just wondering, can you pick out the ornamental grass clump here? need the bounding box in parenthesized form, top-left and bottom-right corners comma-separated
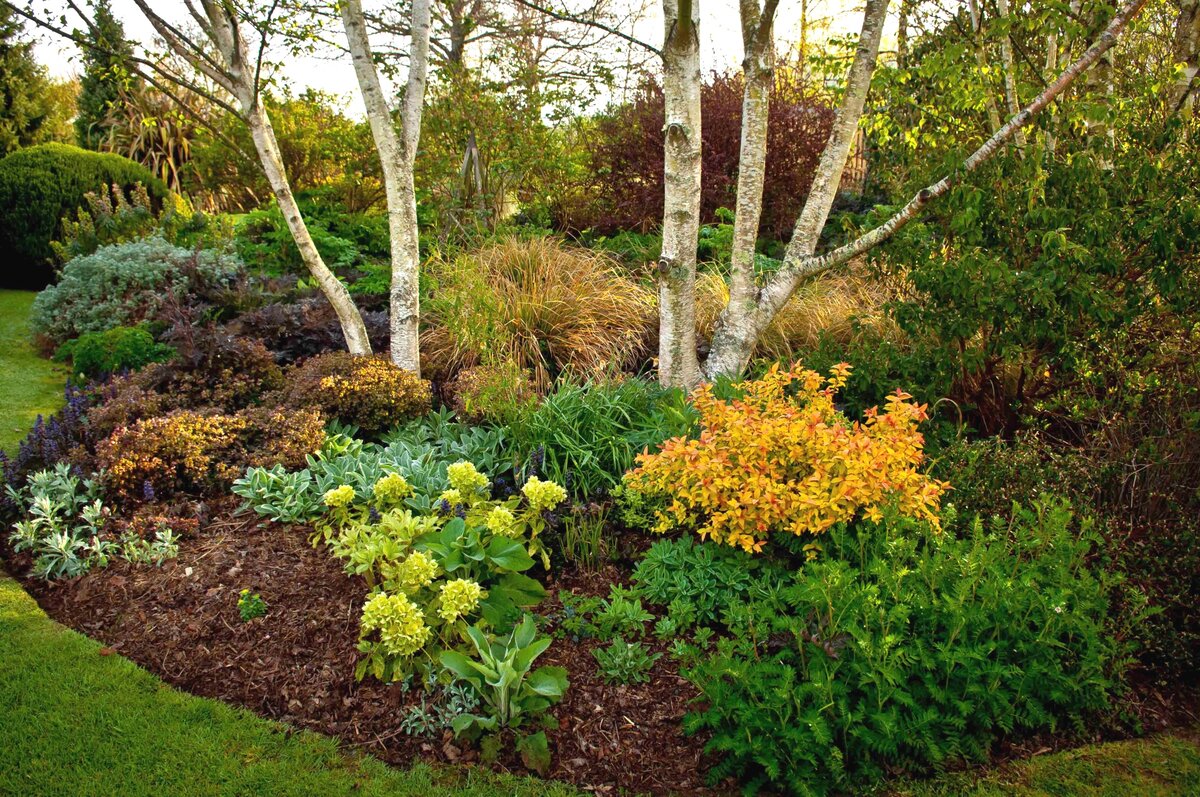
(622, 361, 946, 552)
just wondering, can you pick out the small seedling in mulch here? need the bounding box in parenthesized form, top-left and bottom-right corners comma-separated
(237, 589, 267, 622)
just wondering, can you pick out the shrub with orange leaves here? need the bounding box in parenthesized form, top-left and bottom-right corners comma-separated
(621, 362, 947, 552)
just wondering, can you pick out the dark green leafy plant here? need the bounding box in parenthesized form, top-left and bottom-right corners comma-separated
(237, 589, 267, 622)
(0, 142, 168, 288)
(509, 377, 695, 499)
(593, 639, 660, 685)
(593, 589, 654, 640)
(439, 615, 569, 774)
(682, 500, 1137, 795)
(631, 536, 781, 627)
(54, 325, 175, 378)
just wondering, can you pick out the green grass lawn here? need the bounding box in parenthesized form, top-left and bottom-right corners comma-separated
(0, 289, 1196, 796)
(0, 290, 67, 454)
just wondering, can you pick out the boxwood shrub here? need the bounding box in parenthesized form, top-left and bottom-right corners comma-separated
(0, 143, 168, 288)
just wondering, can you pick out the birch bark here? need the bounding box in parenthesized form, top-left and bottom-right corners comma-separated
(657, 0, 703, 388)
(703, 0, 1150, 378)
(341, 0, 432, 371)
(704, 0, 778, 380)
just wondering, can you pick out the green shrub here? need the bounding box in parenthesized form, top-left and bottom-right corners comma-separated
(681, 501, 1135, 795)
(53, 325, 174, 378)
(0, 143, 168, 288)
(447, 363, 537, 426)
(508, 376, 695, 499)
(30, 237, 244, 347)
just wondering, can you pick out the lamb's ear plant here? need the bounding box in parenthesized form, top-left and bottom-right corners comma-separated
(438, 615, 569, 775)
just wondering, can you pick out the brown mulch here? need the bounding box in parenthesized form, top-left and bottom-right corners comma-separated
(9, 498, 724, 796)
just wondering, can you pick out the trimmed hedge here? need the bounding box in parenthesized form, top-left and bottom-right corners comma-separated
(0, 144, 168, 289)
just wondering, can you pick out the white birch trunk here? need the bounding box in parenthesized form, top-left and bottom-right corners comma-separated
(136, 1, 374, 356)
(705, 0, 888, 378)
(1169, 0, 1200, 114)
(996, 0, 1028, 151)
(703, 0, 1149, 379)
(657, 0, 703, 389)
(968, 0, 1004, 135)
(341, 0, 432, 372)
(704, 0, 776, 380)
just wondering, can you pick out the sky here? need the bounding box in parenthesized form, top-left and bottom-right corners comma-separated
(30, 0, 891, 118)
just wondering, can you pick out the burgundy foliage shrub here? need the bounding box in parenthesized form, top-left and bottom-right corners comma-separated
(565, 69, 834, 238)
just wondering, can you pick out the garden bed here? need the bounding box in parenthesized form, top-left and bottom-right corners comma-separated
(8, 498, 716, 796)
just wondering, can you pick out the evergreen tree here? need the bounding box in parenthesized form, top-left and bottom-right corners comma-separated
(74, 0, 134, 149)
(0, 6, 52, 155)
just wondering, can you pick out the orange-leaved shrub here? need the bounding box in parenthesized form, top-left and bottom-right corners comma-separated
(621, 362, 947, 552)
(97, 407, 326, 501)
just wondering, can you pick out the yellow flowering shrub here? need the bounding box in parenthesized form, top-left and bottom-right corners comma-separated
(522, 476, 568, 513)
(98, 411, 248, 501)
(359, 592, 432, 659)
(372, 473, 413, 508)
(387, 550, 440, 595)
(98, 406, 325, 503)
(446, 461, 489, 496)
(438, 578, 486, 622)
(284, 352, 432, 434)
(323, 485, 356, 508)
(622, 362, 947, 553)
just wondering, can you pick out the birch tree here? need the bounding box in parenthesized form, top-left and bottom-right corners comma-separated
(9, 0, 375, 355)
(701, 0, 1151, 379)
(340, 0, 431, 371)
(128, 1, 374, 355)
(1169, 0, 1200, 113)
(656, 0, 702, 388)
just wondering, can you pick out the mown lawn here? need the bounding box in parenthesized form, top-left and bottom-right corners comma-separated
(0, 290, 66, 454)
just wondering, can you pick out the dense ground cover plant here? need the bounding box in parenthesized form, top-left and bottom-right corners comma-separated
(226, 297, 390, 364)
(681, 501, 1136, 794)
(421, 237, 654, 388)
(509, 376, 694, 500)
(97, 408, 325, 502)
(279, 352, 431, 436)
(0, 143, 168, 288)
(233, 410, 511, 524)
(5, 464, 178, 580)
(30, 238, 243, 347)
(623, 362, 946, 552)
(53, 325, 175, 379)
(0, 383, 94, 493)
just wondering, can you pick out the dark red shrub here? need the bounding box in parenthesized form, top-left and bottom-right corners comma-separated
(564, 68, 835, 238)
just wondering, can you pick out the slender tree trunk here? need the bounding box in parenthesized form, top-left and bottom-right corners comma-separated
(968, 0, 1004, 135)
(657, 0, 702, 389)
(341, 0, 431, 372)
(996, 0, 1027, 150)
(704, 0, 1149, 379)
(704, 0, 777, 380)
(241, 98, 373, 355)
(1169, 0, 1200, 114)
(897, 0, 911, 69)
